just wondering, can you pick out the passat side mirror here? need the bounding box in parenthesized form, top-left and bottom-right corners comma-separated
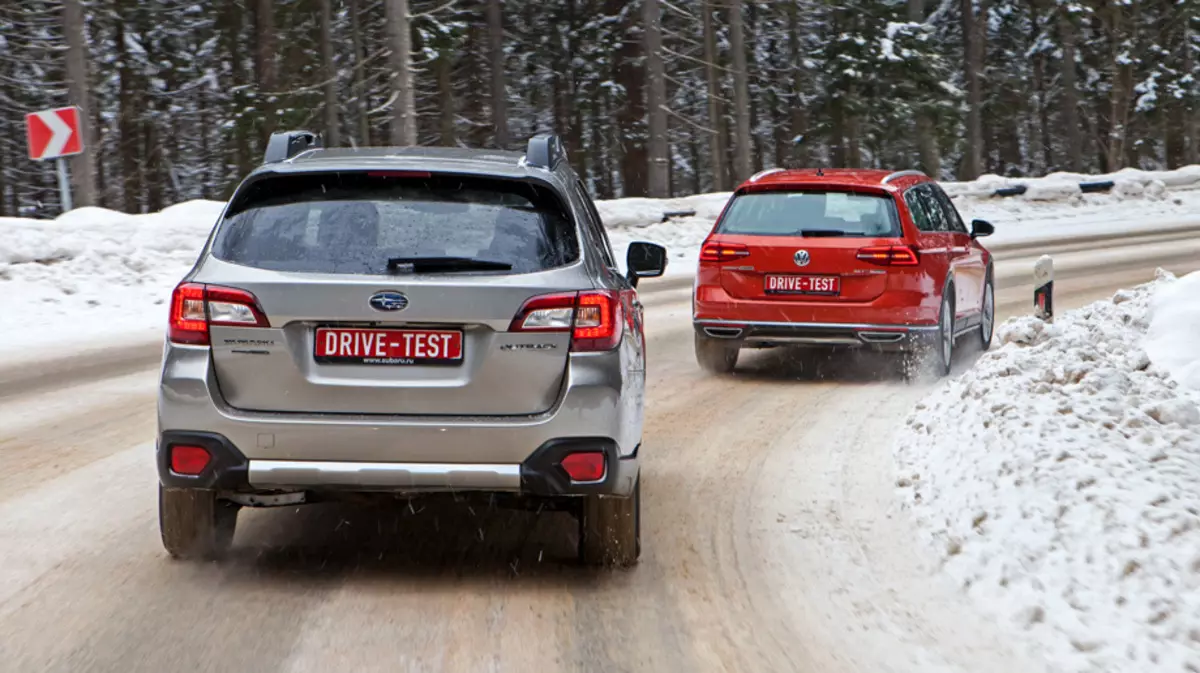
(626, 241, 668, 287)
(971, 219, 995, 239)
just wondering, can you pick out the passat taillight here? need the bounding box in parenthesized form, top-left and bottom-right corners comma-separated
(509, 290, 623, 352)
(699, 239, 750, 263)
(168, 282, 269, 346)
(856, 245, 920, 267)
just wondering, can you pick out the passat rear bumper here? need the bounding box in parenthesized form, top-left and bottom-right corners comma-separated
(694, 319, 939, 351)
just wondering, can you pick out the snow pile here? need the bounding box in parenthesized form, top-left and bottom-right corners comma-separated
(0, 201, 222, 351)
(894, 271, 1200, 672)
(1144, 271, 1200, 391)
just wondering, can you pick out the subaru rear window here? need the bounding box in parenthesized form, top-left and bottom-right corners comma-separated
(211, 173, 580, 275)
(716, 191, 900, 237)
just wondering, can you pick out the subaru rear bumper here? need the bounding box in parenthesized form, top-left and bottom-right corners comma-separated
(157, 343, 641, 498)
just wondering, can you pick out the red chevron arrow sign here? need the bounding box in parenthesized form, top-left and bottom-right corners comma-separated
(26, 106, 83, 161)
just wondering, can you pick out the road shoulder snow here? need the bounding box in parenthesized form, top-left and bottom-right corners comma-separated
(894, 270, 1200, 673)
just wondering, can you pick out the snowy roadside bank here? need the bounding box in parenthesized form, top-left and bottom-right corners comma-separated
(894, 270, 1200, 672)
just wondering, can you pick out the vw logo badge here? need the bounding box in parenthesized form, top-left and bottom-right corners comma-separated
(368, 291, 409, 312)
(793, 250, 811, 267)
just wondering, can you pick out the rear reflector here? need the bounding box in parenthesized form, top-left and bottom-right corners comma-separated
(700, 240, 751, 263)
(170, 445, 211, 475)
(560, 452, 606, 482)
(856, 245, 920, 267)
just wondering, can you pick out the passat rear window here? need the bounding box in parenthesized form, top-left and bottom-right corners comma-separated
(211, 173, 580, 274)
(716, 191, 900, 237)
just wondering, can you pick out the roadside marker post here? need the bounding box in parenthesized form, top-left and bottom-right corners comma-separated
(1034, 255, 1054, 320)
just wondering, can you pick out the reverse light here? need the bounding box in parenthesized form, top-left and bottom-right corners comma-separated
(560, 452, 606, 482)
(169, 445, 211, 476)
(169, 283, 269, 346)
(699, 240, 750, 263)
(856, 245, 920, 267)
(509, 290, 624, 352)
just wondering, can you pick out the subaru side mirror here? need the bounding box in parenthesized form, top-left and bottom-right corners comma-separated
(626, 242, 668, 287)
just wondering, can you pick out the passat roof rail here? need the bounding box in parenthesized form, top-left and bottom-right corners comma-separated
(881, 169, 927, 184)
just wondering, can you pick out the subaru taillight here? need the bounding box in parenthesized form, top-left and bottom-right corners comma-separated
(699, 240, 750, 263)
(168, 282, 269, 346)
(510, 290, 623, 352)
(856, 245, 920, 267)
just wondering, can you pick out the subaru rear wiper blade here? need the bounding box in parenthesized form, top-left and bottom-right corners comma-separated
(798, 229, 847, 237)
(387, 256, 513, 273)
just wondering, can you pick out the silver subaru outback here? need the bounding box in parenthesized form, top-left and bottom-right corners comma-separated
(156, 131, 666, 566)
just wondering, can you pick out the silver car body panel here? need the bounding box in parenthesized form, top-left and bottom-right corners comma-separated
(158, 148, 647, 495)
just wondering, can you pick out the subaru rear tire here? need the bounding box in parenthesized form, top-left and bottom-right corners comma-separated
(579, 477, 641, 567)
(695, 333, 739, 374)
(159, 486, 238, 560)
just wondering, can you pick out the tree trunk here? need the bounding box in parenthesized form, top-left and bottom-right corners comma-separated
(348, 0, 371, 145)
(959, 0, 984, 179)
(703, 1, 729, 191)
(436, 50, 456, 146)
(116, 18, 141, 213)
(616, 1, 647, 197)
(1060, 6, 1083, 171)
(486, 0, 509, 148)
(644, 0, 669, 197)
(1186, 24, 1199, 165)
(786, 1, 809, 167)
(385, 0, 417, 145)
(729, 0, 752, 182)
(319, 0, 340, 147)
(254, 0, 278, 142)
(1104, 3, 1132, 171)
(909, 0, 939, 176)
(63, 0, 96, 207)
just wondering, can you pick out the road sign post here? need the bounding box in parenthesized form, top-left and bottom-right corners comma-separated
(25, 106, 84, 214)
(55, 158, 73, 212)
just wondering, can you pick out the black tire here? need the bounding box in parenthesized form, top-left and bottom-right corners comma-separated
(934, 291, 955, 377)
(579, 477, 641, 567)
(159, 485, 238, 560)
(694, 333, 739, 374)
(979, 273, 995, 350)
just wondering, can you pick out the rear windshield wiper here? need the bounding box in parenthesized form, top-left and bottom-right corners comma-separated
(386, 256, 513, 273)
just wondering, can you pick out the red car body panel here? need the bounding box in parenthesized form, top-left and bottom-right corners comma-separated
(692, 168, 993, 349)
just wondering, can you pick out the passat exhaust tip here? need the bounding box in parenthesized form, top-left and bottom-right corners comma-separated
(857, 331, 906, 344)
(703, 327, 744, 339)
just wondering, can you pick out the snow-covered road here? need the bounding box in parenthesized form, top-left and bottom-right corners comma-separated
(0, 241, 1195, 672)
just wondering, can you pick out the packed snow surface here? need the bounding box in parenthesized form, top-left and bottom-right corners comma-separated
(1144, 271, 1200, 391)
(2, 166, 1200, 356)
(894, 270, 1200, 672)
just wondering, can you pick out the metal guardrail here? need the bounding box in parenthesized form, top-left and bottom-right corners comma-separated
(990, 180, 1116, 198)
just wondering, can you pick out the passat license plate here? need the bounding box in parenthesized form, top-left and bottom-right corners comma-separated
(764, 274, 841, 296)
(314, 328, 464, 365)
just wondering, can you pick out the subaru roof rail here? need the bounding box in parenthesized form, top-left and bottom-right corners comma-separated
(524, 134, 565, 171)
(881, 169, 927, 184)
(264, 130, 322, 164)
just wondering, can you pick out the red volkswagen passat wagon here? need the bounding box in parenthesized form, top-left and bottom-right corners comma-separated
(692, 168, 995, 376)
